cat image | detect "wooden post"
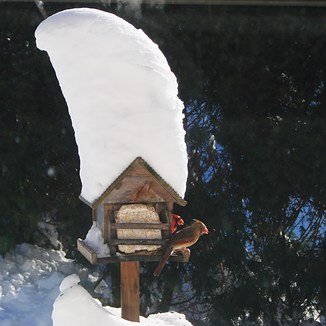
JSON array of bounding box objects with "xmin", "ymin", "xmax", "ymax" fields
[{"xmin": 120, "ymin": 261, "xmax": 140, "ymax": 322}]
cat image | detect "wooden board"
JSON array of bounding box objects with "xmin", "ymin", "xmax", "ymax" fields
[
  {"xmin": 97, "ymin": 253, "xmax": 189, "ymax": 264},
  {"xmin": 111, "ymin": 239, "xmax": 166, "ymax": 245},
  {"xmin": 77, "ymin": 239, "xmax": 97, "ymax": 264},
  {"xmin": 111, "ymin": 222, "xmax": 169, "ymax": 230},
  {"xmin": 77, "ymin": 239, "xmax": 189, "ymax": 264},
  {"xmin": 121, "ymin": 261, "xmax": 140, "ymax": 322}
]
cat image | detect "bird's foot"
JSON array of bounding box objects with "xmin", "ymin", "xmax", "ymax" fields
[{"xmin": 173, "ymin": 248, "xmax": 191, "ymax": 258}]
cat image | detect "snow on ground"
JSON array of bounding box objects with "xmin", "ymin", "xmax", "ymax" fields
[
  {"xmin": 35, "ymin": 8, "xmax": 188, "ymax": 204},
  {"xmin": 53, "ymin": 273, "xmax": 192, "ymax": 326},
  {"xmin": 0, "ymin": 243, "xmax": 87, "ymax": 326},
  {"xmin": 0, "ymin": 244, "xmax": 193, "ymax": 326}
]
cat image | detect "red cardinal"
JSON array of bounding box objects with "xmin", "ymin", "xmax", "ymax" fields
[
  {"xmin": 171, "ymin": 214, "xmax": 184, "ymax": 233},
  {"xmin": 153, "ymin": 219, "xmax": 208, "ymax": 276}
]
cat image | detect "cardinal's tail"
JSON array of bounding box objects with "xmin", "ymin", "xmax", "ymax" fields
[{"xmin": 153, "ymin": 246, "xmax": 173, "ymax": 277}]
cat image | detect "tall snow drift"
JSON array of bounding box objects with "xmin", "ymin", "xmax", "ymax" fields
[{"xmin": 35, "ymin": 8, "xmax": 188, "ymax": 203}]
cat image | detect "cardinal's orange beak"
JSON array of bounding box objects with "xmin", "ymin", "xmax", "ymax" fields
[
  {"xmin": 177, "ymin": 218, "xmax": 184, "ymax": 226},
  {"xmin": 202, "ymin": 227, "xmax": 209, "ymax": 234}
]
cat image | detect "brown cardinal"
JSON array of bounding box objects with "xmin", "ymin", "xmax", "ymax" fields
[
  {"xmin": 153, "ymin": 219, "xmax": 208, "ymax": 276},
  {"xmin": 171, "ymin": 214, "xmax": 184, "ymax": 233}
]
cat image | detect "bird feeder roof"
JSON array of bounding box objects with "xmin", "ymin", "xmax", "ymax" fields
[{"xmin": 79, "ymin": 157, "xmax": 187, "ymax": 208}]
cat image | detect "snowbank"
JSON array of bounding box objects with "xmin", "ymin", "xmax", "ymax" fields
[
  {"xmin": 53, "ymin": 273, "xmax": 193, "ymax": 326},
  {"xmin": 52, "ymin": 274, "xmax": 132, "ymax": 326},
  {"xmin": 0, "ymin": 244, "xmax": 87, "ymax": 326},
  {"xmin": 35, "ymin": 8, "xmax": 188, "ymax": 204}
]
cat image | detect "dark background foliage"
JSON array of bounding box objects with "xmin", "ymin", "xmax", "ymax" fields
[{"xmin": 1, "ymin": 2, "xmax": 326, "ymax": 325}]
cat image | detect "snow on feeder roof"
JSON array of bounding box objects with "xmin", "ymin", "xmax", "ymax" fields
[{"xmin": 35, "ymin": 8, "xmax": 188, "ymax": 204}]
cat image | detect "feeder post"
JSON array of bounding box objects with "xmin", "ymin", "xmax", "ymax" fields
[{"xmin": 120, "ymin": 261, "xmax": 140, "ymax": 322}]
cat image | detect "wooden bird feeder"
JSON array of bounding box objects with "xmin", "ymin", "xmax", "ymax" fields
[{"xmin": 77, "ymin": 156, "xmax": 188, "ymax": 322}]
